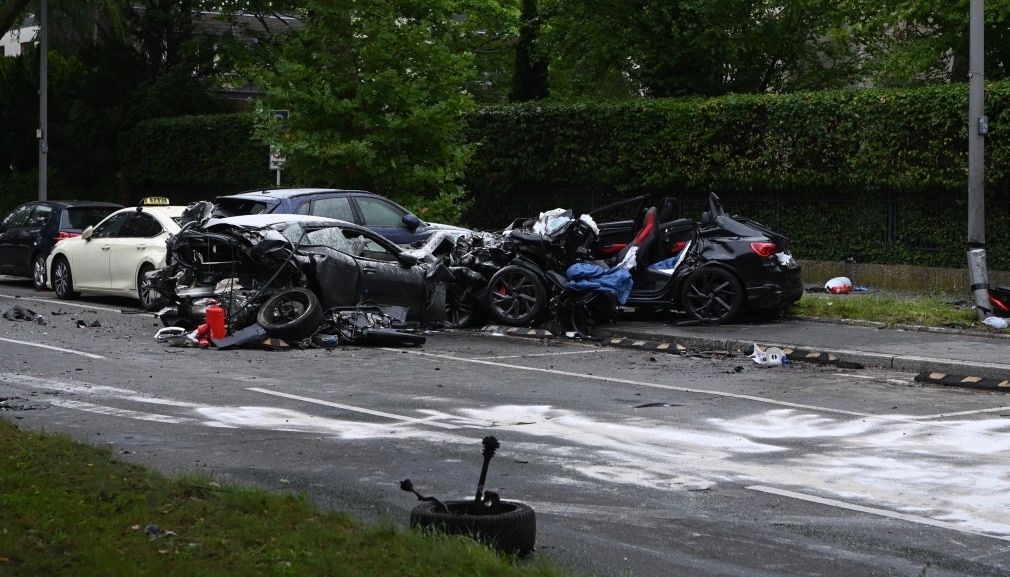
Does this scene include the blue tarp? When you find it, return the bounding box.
[566,263,633,304]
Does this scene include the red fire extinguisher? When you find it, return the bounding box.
[205,300,226,341]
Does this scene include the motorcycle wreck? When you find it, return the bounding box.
[443,193,803,335]
[147,202,454,348]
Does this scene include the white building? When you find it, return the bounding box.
[0,17,38,57]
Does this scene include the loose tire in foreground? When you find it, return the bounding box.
[409,499,536,556]
[256,288,323,342]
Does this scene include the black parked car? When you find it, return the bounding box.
[0,200,123,289]
[211,188,470,246]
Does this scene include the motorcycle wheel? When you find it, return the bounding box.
[680,266,744,324]
[256,288,323,342]
[409,499,536,556]
[488,265,547,326]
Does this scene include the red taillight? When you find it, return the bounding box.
[750,241,778,258]
[990,295,1010,313]
[54,231,81,242]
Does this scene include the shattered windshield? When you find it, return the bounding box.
[298,225,358,254]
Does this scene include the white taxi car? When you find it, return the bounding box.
[47,198,186,309]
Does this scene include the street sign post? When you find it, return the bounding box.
[269,110,289,186]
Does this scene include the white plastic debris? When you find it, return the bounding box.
[750,343,787,366]
[824,276,853,294]
[983,316,1009,330]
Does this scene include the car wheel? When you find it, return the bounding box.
[487,265,546,327]
[256,288,323,342]
[409,499,536,556]
[31,253,48,290]
[51,256,80,300]
[137,264,168,311]
[444,284,486,328]
[680,266,744,324]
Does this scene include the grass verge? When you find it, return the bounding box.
[792,291,982,330]
[0,420,580,577]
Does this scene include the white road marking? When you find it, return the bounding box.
[49,398,197,424]
[0,293,124,313]
[748,485,1010,542]
[476,348,617,360]
[247,387,464,429]
[0,337,105,359]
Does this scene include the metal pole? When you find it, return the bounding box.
[967,0,989,320]
[38,0,48,201]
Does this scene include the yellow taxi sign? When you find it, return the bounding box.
[140,196,170,206]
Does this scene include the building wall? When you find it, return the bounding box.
[0,25,38,57]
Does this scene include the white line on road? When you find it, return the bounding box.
[0,293,124,313]
[0,337,105,359]
[747,485,1010,542]
[247,387,462,429]
[49,399,197,424]
[476,348,617,360]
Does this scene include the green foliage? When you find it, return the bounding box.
[244,0,517,220]
[119,114,272,191]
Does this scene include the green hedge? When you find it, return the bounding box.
[114,83,1010,269]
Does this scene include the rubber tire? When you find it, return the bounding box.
[410,499,536,556]
[51,256,80,300]
[680,266,744,324]
[138,264,167,311]
[31,253,47,290]
[256,288,323,341]
[488,265,547,327]
[444,284,486,328]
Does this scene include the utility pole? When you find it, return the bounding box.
[967,0,989,320]
[37,0,48,201]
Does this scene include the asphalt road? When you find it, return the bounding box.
[2,277,1010,577]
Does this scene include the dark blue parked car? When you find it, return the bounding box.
[0,200,123,289]
[211,188,470,246]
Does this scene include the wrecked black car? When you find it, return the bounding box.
[148,207,451,343]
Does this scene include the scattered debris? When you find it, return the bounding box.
[749,343,788,367]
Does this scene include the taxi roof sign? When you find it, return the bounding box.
[140,196,171,206]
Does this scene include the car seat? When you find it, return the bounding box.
[611,207,658,272]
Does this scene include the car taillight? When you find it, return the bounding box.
[54,232,80,242]
[750,241,778,258]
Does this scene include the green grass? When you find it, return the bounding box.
[792,291,982,330]
[0,420,582,577]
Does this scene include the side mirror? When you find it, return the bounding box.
[397,252,419,267]
[402,214,422,231]
[81,226,94,240]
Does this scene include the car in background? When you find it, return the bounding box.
[211,188,470,246]
[46,198,186,309]
[0,200,123,289]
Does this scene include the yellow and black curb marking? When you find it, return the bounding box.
[914,371,1010,392]
[604,337,689,354]
[778,348,864,369]
[483,325,555,339]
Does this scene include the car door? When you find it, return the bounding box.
[0,203,35,274]
[107,212,167,292]
[340,229,427,317]
[351,195,417,244]
[72,212,129,289]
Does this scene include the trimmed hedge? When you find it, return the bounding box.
[115,82,1010,268]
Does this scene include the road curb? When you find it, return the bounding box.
[914,371,1010,392]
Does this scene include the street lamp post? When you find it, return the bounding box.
[967,0,989,320]
[37,0,48,201]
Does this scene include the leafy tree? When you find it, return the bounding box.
[540,0,862,98]
[248,0,519,223]
[509,0,548,101]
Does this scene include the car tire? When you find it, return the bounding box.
[256,288,323,342]
[31,253,48,291]
[680,266,744,324]
[51,256,80,300]
[487,265,546,327]
[444,284,487,328]
[409,499,536,556]
[138,264,167,312]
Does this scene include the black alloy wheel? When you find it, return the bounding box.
[680,266,744,324]
[487,265,547,326]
